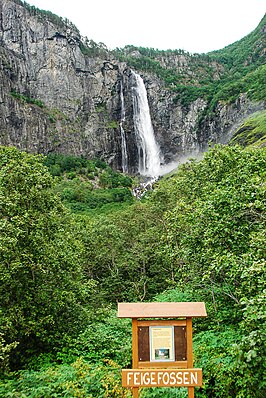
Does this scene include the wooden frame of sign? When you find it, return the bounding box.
[117,302,207,398]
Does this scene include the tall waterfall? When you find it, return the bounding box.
[131,71,162,177]
[119,80,128,173]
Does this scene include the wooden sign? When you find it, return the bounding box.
[117,302,207,398]
[122,368,202,388]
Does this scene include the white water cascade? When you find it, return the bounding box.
[119,80,128,173]
[131,71,162,177]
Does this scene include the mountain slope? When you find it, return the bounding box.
[230,110,266,147]
[0,0,265,173]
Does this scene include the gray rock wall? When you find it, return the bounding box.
[0,0,264,174]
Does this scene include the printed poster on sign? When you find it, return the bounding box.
[149,326,175,362]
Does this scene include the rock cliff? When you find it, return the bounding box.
[0,0,265,174]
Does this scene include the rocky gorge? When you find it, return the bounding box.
[0,0,265,175]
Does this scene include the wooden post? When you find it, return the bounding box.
[132,319,139,398]
[186,317,194,398]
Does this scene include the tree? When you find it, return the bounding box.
[153,145,266,397]
[0,147,92,370]
[80,201,169,303]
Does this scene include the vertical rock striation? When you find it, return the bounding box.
[0,0,265,174]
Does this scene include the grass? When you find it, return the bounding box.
[230,110,266,147]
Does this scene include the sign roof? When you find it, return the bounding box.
[117,302,207,318]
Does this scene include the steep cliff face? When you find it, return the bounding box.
[198,93,265,148]
[0,0,127,168]
[0,0,265,174]
[143,73,207,161]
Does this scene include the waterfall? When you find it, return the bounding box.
[119,80,128,173]
[131,71,162,177]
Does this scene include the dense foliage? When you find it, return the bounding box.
[0,147,93,370]
[0,144,265,397]
[208,14,266,73]
[44,153,133,214]
[154,145,266,397]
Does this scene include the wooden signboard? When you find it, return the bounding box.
[117,302,207,398]
[122,368,202,387]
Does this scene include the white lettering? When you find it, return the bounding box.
[127,372,133,385]
[142,372,150,385]
[122,369,202,387]
[134,372,140,385]
[176,372,183,384]
[157,371,163,384]
[183,371,189,384]
[150,372,157,385]
[191,371,198,384]
[169,371,176,385]
[163,372,170,385]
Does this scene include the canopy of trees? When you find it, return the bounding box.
[0,144,265,397]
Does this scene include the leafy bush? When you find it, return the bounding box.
[44,153,88,174]
[99,170,132,188]
[56,309,131,367]
[0,147,93,370]
[44,154,134,214]
[1,145,265,397]
[0,358,130,398]
[150,145,266,397]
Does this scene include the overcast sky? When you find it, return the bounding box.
[27,0,265,53]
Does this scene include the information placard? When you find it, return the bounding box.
[150,326,175,362]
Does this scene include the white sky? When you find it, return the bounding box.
[27,0,265,53]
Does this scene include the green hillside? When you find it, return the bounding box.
[230,110,266,147]
[0,144,265,397]
[115,14,266,110]
[208,14,266,72]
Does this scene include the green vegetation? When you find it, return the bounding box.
[173,85,207,109]
[21,1,79,33]
[114,46,213,90]
[0,357,131,397]
[207,64,266,113]
[0,144,265,397]
[11,90,44,108]
[114,15,265,111]
[0,9,265,398]
[0,147,93,370]
[79,39,108,57]
[208,14,266,73]
[230,110,266,147]
[107,120,119,129]
[44,153,133,214]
